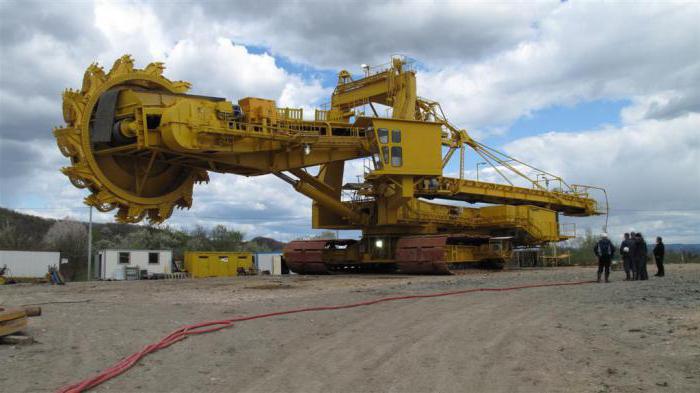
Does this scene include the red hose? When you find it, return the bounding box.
[57,279,594,392]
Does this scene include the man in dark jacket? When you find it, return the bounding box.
[629,231,638,279]
[620,233,633,280]
[594,233,615,283]
[634,233,649,280]
[653,236,665,277]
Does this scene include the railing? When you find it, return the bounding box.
[277,107,303,121]
[398,203,566,243]
[559,222,577,238]
[197,115,371,143]
[360,55,416,77]
[534,173,565,193]
[315,109,329,121]
[571,184,609,218]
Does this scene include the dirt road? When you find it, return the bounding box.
[1,265,699,392]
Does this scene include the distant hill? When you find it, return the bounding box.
[248,236,286,252]
[666,244,700,253]
[0,207,56,248]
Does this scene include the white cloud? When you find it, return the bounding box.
[1,1,699,243]
[187,0,553,69]
[93,0,171,61]
[418,2,700,132]
[503,113,700,243]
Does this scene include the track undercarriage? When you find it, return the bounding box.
[284,234,512,275]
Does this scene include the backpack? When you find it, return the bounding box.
[596,239,613,258]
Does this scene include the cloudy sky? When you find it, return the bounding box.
[0,0,698,243]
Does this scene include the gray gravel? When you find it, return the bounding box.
[1,264,698,392]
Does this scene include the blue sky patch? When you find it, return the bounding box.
[484,99,629,146]
[245,44,339,87]
[443,99,630,179]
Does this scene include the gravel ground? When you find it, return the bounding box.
[1,264,699,393]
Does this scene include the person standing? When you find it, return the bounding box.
[620,233,633,280]
[635,233,649,281]
[653,236,665,277]
[629,231,638,280]
[594,233,615,283]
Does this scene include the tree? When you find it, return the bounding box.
[185,225,212,251]
[0,221,36,250]
[93,226,122,251]
[43,218,88,281]
[209,225,245,251]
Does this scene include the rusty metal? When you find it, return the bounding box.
[395,235,451,274]
[283,240,331,274]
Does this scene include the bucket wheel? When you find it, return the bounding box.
[53,55,209,223]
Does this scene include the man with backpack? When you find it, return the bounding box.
[594,233,615,283]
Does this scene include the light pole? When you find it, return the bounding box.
[87,206,93,281]
[476,162,487,182]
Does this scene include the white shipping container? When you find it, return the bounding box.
[0,250,60,278]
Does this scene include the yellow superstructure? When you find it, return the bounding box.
[184,252,254,278]
[54,55,605,273]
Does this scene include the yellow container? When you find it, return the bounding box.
[184,251,254,278]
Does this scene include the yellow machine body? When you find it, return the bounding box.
[54,55,604,273]
[361,118,443,177]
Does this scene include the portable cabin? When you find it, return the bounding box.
[95,249,172,280]
[255,252,287,275]
[184,251,254,278]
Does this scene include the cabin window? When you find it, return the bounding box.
[391,146,402,167]
[219,256,229,263]
[378,128,389,144]
[391,129,401,143]
[148,252,159,264]
[118,252,130,264]
[382,146,390,163]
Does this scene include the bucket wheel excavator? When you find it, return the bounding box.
[54,55,605,274]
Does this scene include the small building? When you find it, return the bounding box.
[255,252,287,275]
[184,251,254,278]
[95,249,172,280]
[0,250,61,278]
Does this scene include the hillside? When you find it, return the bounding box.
[248,236,286,252]
[0,207,286,252]
[0,207,144,251]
